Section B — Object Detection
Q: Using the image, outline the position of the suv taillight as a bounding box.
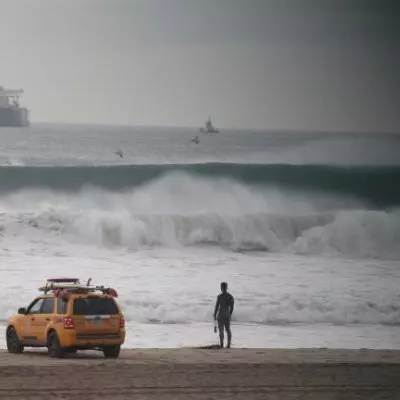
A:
[63,317,74,329]
[120,317,125,328]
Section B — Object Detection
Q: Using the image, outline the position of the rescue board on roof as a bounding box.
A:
[38,277,118,297]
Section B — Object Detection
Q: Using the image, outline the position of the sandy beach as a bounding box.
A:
[0,348,399,399]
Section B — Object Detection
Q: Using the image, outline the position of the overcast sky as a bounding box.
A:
[1,0,399,132]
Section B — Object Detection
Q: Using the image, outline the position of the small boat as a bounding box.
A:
[199,116,219,134]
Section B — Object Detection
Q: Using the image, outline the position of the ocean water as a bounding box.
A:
[1,124,400,349]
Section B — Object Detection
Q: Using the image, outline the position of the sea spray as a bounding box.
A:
[0,175,399,258]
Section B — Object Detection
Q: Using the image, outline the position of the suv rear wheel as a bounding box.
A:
[103,344,121,358]
[47,332,65,358]
[6,327,24,354]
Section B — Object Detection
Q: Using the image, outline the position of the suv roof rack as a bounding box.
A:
[39,277,118,297]
[47,278,80,284]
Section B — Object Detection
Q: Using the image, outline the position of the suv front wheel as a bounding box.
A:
[6,327,24,354]
[103,344,121,358]
[47,332,65,358]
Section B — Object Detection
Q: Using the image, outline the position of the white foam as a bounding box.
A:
[1,246,399,331]
[0,175,399,259]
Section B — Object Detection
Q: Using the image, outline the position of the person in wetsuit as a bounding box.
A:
[213,282,234,348]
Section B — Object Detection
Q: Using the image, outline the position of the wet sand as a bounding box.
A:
[0,348,399,399]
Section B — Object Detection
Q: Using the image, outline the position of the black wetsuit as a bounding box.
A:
[214,292,234,348]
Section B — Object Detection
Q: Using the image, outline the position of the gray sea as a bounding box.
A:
[1,124,400,348]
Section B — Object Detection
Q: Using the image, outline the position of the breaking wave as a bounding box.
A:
[0,173,399,259]
[1,163,400,207]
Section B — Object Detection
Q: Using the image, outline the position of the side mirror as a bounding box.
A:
[18,307,27,315]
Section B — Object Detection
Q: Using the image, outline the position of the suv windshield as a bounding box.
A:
[73,297,118,315]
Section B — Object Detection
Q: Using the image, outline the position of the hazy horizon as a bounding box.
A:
[26,121,400,135]
[1,0,399,133]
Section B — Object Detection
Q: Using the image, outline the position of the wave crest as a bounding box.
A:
[1,163,400,207]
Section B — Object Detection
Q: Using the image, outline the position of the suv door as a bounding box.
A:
[22,298,45,342]
[34,297,56,344]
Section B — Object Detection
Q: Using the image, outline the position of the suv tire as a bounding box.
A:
[103,344,121,358]
[47,332,65,358]
[6,327,24,354]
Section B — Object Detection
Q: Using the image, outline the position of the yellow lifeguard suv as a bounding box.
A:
[6,278,125,358]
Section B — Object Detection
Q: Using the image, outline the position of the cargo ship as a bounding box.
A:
[0,86,29,127]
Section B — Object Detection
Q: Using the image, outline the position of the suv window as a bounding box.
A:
[41,298,55,314]
[57,297,68,314]
[27,298,44,314]
[73,297,118,315]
